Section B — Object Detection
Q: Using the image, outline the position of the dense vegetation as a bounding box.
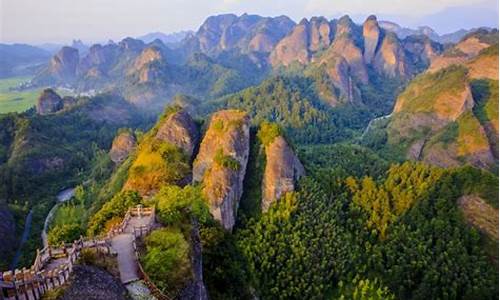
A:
[201,76,373,145]
[238,163,498,299]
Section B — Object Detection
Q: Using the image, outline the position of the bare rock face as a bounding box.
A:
[309,17,333,52]
[402,35,442,71]
[192,110,250,230]
[109,131,136,164]
[363,15,381,64]
[270,18,311,67]
[326,35,369,84]
[187,14,294,55]
[156,110,199,158]
[131,46,166,83]
[36,88,63,115]
[60,265,128,300]
[270,17,334,67]
[133,46,164,70]
[48,46,79,81]
[262,136,305,212]
[373,32,409,78]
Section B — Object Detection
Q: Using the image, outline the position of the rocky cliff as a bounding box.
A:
[261,136,305,212]
[47,46,79,81]
[109,131,136,164]
[272,15,434,106]
[386,38,499,170]
[123,109,196,196]
[184,13,295,55]
[428,29,498,73]
[155,109,200,158]
[192,110,250,230]
[36,88,64,115]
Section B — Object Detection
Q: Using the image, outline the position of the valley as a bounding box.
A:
[0,10,498,300]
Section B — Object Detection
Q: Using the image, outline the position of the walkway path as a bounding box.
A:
[111,212,154,284]
[0,206,155,300]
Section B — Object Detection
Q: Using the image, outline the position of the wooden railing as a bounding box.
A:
[0,205,155,300]
[0,237,111,300]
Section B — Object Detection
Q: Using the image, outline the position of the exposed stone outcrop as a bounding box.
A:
[192,110,250,230]
[60,265,128,300]
[262,136,305,212]
[428,32,496,74]
[179,218,208,300]
[185,13,294,55]
[402,35,442,70]
[109,131,136,164]
[36,88,63,115]
[363,15,381,64]
[270,18,311,67]
[373,32,409,78]
[155,110,199,158]
[48,46,79,81]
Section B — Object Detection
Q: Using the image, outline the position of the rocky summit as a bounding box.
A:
[155,109,200,158]
[262,135,305,212]
[193,109,250,230]
[109,131,136,164]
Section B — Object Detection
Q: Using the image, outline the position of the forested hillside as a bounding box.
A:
[0,12,498,300]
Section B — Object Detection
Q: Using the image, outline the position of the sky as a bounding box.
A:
[1,0,498,44]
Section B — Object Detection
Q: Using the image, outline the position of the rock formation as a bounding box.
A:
[261,136,305,212]
[192,110,250,230]
[59,265,128,300]
[109,131,136,164]
[36,88,64,115]
[155,110,199,158]
[47,46,79,81]
[373,32,409,78]
[363,15,381,64]
[270,17,334,67]
[269,18,312,66]
[185,13,294,55]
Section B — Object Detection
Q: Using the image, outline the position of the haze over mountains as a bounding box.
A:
[0,10,498,300]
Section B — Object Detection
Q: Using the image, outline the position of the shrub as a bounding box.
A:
[154,185,211,225]
[214,148,240,171]
[47,223,83,246]
[87,190,142,236]
[257,121,282,146]
[141,228,192,293]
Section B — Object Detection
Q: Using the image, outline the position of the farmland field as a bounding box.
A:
[0,76,42,114]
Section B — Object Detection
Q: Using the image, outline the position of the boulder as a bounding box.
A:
[36,88,63,115]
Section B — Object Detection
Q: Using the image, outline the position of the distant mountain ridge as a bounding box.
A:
[379,20,493,44]
[137,30,193,47]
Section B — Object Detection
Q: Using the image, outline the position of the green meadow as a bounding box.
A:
[0,76,42,114]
